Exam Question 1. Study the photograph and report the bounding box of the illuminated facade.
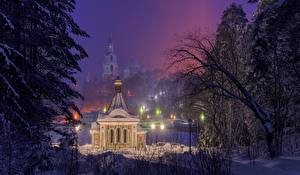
[90,79,146,150]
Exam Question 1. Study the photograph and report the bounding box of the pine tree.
[248,0,279,14]
[201,3,251,150]
[248,0,300,156]
[0,0,88,173]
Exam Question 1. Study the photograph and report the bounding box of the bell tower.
[102,34,119,79]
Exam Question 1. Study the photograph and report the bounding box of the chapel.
[90,79,146,150]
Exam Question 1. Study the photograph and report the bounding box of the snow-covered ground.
[77,123,300,175]
[78,143,300,175]
[232,154,300,175]
[79,143,197,158]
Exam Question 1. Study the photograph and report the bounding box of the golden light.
[160,123,165,130]
[151,123,156,130]
[73,112,80,121]
[80,102,102,114]
[200,112,205,121]
[75,125,80,132]
[103,106,108,113]
[139,106,144,115]
[170,114,176,120]
[114,79,122,86]
[155,108,162,116]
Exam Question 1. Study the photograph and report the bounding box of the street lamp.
[155,108,162,116]
[188,119,192,154]
[73,112,80,121]
[195,112,205,149]
[170,114,176,120]
[139,106,145,115]
[150,123,155,144]
[160,123,165,142]
[102,106,108,113]
[160,123,165,130]
[200,112,205,122]
[75,125,81,132]
[151,123,156,130]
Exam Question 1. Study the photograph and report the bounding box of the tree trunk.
[266,132,275,158]
[248,101,275,158]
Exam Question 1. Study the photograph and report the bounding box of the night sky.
[73,0,256,81]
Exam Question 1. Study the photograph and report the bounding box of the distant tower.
[102,34,119,79]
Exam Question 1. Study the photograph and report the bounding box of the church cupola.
[108,78,128,112]
[114,78,123,93]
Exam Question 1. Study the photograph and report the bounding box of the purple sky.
[73,0,256,81]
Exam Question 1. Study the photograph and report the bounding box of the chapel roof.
[97,78,139,122]
[98,108,139,122]
[108,78,128,112]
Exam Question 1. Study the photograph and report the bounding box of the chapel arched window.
[123,129,127,143]
[110,129,114,143]
[117,128,121,143]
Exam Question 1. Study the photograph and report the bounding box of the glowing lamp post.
[200,112,205,122]
[196,112,205,146]
[160,123,165,142]
[160,123,165,130]
[150,123,155,144]
[139,105,145,115]
[102,106,108,113]
[73,112,80,121]
[170,114,176,120]
[151,123,156,130]
[188,118,192,154]
[155,108,162,116]
[75,125,81,132]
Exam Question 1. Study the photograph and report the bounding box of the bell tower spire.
[106,32,114,54]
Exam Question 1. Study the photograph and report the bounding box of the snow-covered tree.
[0,0,88,173]
[168,2,276,156]
[248,0,278,14]
[195,4,252,151]
[247,0,300,156]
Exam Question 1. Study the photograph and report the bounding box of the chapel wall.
[103,124,135,150]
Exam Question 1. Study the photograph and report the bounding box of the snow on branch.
[0,43,23,67]
[33,1,50,16]
[0,73,19,98]
[168,32,274,144]
[0,11,14,29]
